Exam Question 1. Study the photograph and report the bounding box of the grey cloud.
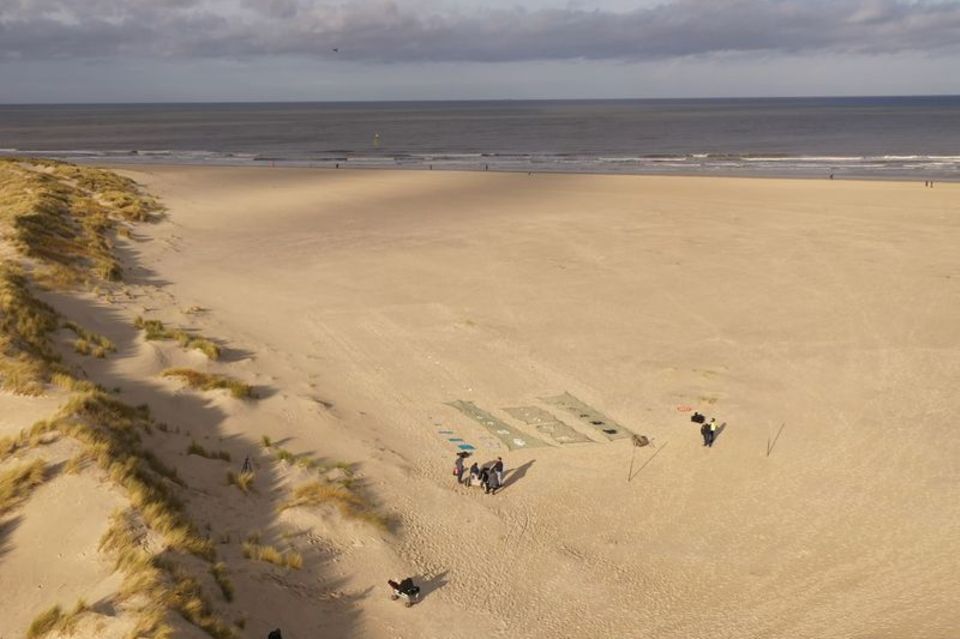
[2,0,960,62]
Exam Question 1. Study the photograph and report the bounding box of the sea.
[2,96,959,180]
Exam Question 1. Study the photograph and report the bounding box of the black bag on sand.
[691,412,705,424]
[268,630,283,639]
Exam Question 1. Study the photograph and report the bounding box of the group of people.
[454,453,505,495]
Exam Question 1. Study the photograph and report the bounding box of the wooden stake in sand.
[627,434,650,482]
[767,422,787,457]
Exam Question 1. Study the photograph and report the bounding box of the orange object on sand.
[676,405,693,412]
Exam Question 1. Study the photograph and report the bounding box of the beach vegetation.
[52,391,213,560]
[63,320,115,358]
[100,509,234,639]
[162,368,253,399]
[242,537,302,570]
[226,470,255,493]
[0,160,161,290]
[26,600,88,638]
[280,480,388,530]
[0,459,47,516]
[0,265,65,394]
[187,441,231,462]
[135,317,221,360]
[209,563,235,602]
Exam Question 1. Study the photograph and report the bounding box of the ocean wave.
[13,147,958,179]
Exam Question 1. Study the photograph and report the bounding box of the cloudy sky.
[1,0,959,102]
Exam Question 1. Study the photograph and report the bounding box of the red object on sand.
[676,405,693,412]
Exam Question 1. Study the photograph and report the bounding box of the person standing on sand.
[478,466,490,490]
[485,467,501,495]
[700,421,710,446]
[707,418,718,447]
[492,457,504,485]
[241,456,253,474]
[454,455,465,484]
[468,462,480,485]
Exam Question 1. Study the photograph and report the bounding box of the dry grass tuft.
[209,562,234,602]
[0,265,65,394]
[0,459,47,516]
[135,317,221,360]
[187,440,231,462]
[226,470,255,493]
[63,320,115,358]
[280,480,389,530]
[162,368,253,399]
[242,538,302,570]
[26,599,88,638]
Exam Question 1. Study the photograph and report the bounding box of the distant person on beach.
[492,457,504,485]
[241,456,253,474]
[700,421,711,446]
[478,466,490,488]
[707,418,718,447]
[485,467,501,495]
[454,454,465,484]
[468,461,480,485]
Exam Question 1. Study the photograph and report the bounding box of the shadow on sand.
[31,279,365,637]
[501,460,535,491]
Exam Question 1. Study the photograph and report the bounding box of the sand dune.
[2,163,958,638]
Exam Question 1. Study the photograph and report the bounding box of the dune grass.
[226,470,255,493]
[63,320,115,358]
[280,480,388,530]
[0,265,65,394]
[26,600,88,638]
[51,391,213,560]
[162,368,253,399]
[241,536,302,570]
[260,439,383,528]
[209,562,235,602]
[0,421,61,466]
[135,317,221,360]
[100,510,235,639]
[187,441,231,462]
[0,459,47,517]
[0,161,239,639]
[0,160,159,287]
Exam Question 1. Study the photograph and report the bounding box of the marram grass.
[162,368,253,399]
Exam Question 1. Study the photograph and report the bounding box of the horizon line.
[2,93,959,107]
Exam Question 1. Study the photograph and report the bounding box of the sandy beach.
[2,165,958,638]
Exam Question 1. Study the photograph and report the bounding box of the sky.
[1,0,959,102]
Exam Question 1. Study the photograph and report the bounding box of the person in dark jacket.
[454,455,465,483]
[700,421,710,446]
[485,467,501,495]
[491,457,504,485]
[478,466,490,489]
